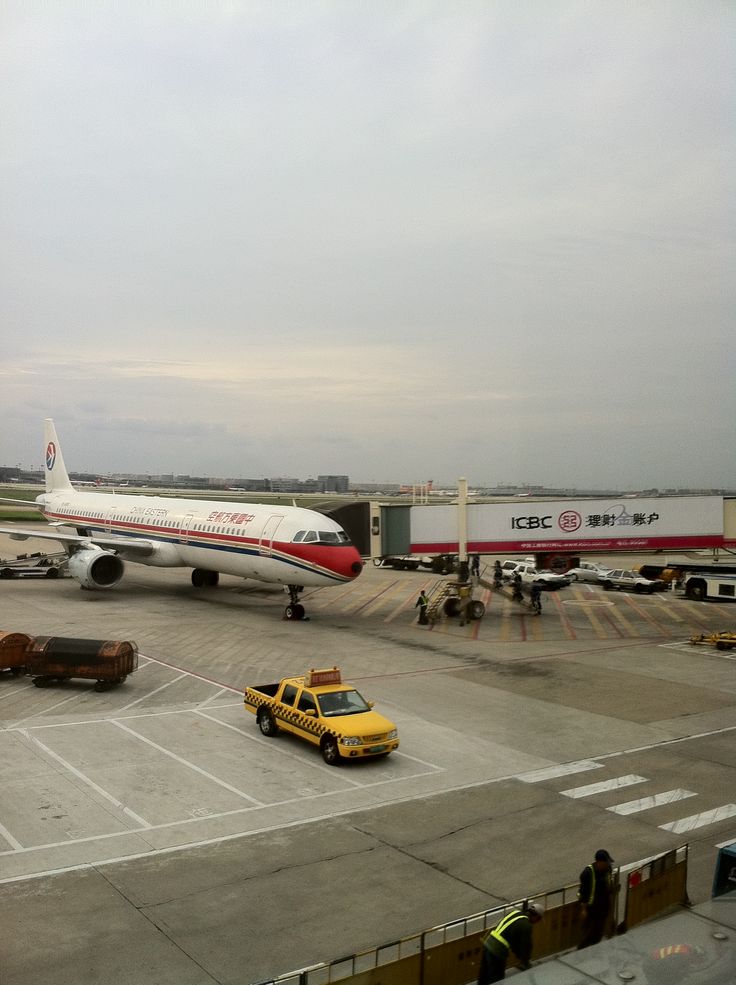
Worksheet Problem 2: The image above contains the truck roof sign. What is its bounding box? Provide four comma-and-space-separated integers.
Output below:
307, 667, 342, 686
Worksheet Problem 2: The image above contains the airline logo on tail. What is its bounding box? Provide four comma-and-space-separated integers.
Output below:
46, 442, 57, 471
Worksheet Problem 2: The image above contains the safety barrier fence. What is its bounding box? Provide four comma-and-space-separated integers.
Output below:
252, 845, 689, 985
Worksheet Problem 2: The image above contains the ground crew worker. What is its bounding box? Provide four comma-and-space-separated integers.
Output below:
471, 554, 480, 579
415, 589, 429, 625
577, 849, 615, 949
493, 560, 503, 589
512, 572, 523, 602
530, 583, 542, 614
477, 902, 545, 983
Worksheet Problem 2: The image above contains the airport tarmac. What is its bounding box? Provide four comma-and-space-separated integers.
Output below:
1, 535, 735, 984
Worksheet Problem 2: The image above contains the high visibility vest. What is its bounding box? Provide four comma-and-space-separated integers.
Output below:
580, 864, 612, 904
486, 910, 527, 951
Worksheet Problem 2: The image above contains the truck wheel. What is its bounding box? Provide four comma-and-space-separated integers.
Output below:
469, 600, 486, 620
0, 567, 15, 579
258, 709, 279, 737
602, 581, 613, 591
686, 580, 705, 601
321, 735, 341, 766
44, 567, 60, 579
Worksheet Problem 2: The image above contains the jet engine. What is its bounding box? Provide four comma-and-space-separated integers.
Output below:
67, 547, 124, 589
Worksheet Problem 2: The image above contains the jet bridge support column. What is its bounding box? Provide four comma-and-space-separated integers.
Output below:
457, 476, 469, 583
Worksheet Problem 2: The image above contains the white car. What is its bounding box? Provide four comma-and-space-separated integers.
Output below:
566, 561, 610, 583
598, 569, 666, 594
507, 561, 571, 591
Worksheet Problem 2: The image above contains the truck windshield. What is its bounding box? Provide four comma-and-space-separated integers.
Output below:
318, 689, 370, 717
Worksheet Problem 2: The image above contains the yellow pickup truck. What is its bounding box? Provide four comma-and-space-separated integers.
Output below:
243, 667, 399, 765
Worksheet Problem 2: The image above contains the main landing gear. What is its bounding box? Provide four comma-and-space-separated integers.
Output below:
284, 585, 307, 621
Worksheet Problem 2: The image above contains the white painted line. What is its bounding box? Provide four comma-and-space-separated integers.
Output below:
560, 774, 648, 799
20, 729, 151, 829
715, 836, 736, 848
139, 653, 242, 693
0, 682, 35, 703
0, 821, 23, 851
5, 702, 243, 733
10, 689, 87, 726
608, 789, 697, 816
117, 672, 188, 711
517, 761, 603, 783
660, 804, 736, 834
196, 687, 229, 708
112, 720, 266, 806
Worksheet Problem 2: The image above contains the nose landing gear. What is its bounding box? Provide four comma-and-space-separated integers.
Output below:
284, 585, 307, 620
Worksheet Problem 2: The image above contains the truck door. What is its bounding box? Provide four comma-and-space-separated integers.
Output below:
259, 514, 283, 556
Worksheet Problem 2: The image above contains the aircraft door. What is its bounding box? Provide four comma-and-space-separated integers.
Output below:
259, 514, 284, 556
179, 514, 194, 543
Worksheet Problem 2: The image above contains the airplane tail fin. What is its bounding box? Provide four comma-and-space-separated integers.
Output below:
44, 419, 75, 494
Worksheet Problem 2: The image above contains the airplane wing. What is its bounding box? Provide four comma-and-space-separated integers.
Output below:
0, 496, 44, 508
0, 524, 156, 558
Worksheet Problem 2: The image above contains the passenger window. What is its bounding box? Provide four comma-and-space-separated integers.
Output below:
298, 691, 317, 714
281, 684, 298, 707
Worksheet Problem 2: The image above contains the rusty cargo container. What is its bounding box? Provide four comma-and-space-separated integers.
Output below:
0, 632, 33, 674
26, 637, 138, 690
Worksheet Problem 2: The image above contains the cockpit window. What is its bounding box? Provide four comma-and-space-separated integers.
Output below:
292, 529, 351, 545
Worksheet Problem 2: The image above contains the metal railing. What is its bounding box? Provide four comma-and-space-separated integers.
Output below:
252, 845, 689, 985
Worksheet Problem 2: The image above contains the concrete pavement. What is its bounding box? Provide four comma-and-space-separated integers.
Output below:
1, 534, 735, 983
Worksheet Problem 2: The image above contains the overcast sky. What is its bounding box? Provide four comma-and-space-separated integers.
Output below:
1, 1, 734, 488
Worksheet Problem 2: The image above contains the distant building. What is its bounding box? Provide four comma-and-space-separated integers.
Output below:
318, 475, 349, 494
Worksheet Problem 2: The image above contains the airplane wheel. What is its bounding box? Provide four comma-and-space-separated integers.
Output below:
205, 570, 219, 587
285, 603, 305, 620
191, 569, 206, 587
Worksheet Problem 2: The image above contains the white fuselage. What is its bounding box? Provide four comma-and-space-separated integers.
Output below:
40, 490, 362, 588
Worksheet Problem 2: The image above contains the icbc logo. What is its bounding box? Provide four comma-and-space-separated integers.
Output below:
558, 510, 581, 532
511, 515, 552, 529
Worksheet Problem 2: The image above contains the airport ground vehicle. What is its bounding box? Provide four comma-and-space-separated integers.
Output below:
682, 573, 736, 602
376, 554, 433, 571
0, 634, 138, 689
565, 561, 609, 583
690, 631, 736, 650
26, 637, 138, 690
0, 553, 65, 579
599, 569, 666, 593
243, 667, 399, 765
503, 561, 570, 591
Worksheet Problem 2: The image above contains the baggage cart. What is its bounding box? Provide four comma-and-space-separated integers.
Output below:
26, 637, 139, 691
0, 632, 33, 675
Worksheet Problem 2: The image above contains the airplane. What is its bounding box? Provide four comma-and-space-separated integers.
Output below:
0, 420, 363, 619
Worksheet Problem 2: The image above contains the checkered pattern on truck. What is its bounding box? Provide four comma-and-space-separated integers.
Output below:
243, 688, 391, 744
245, 688, 326, 740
